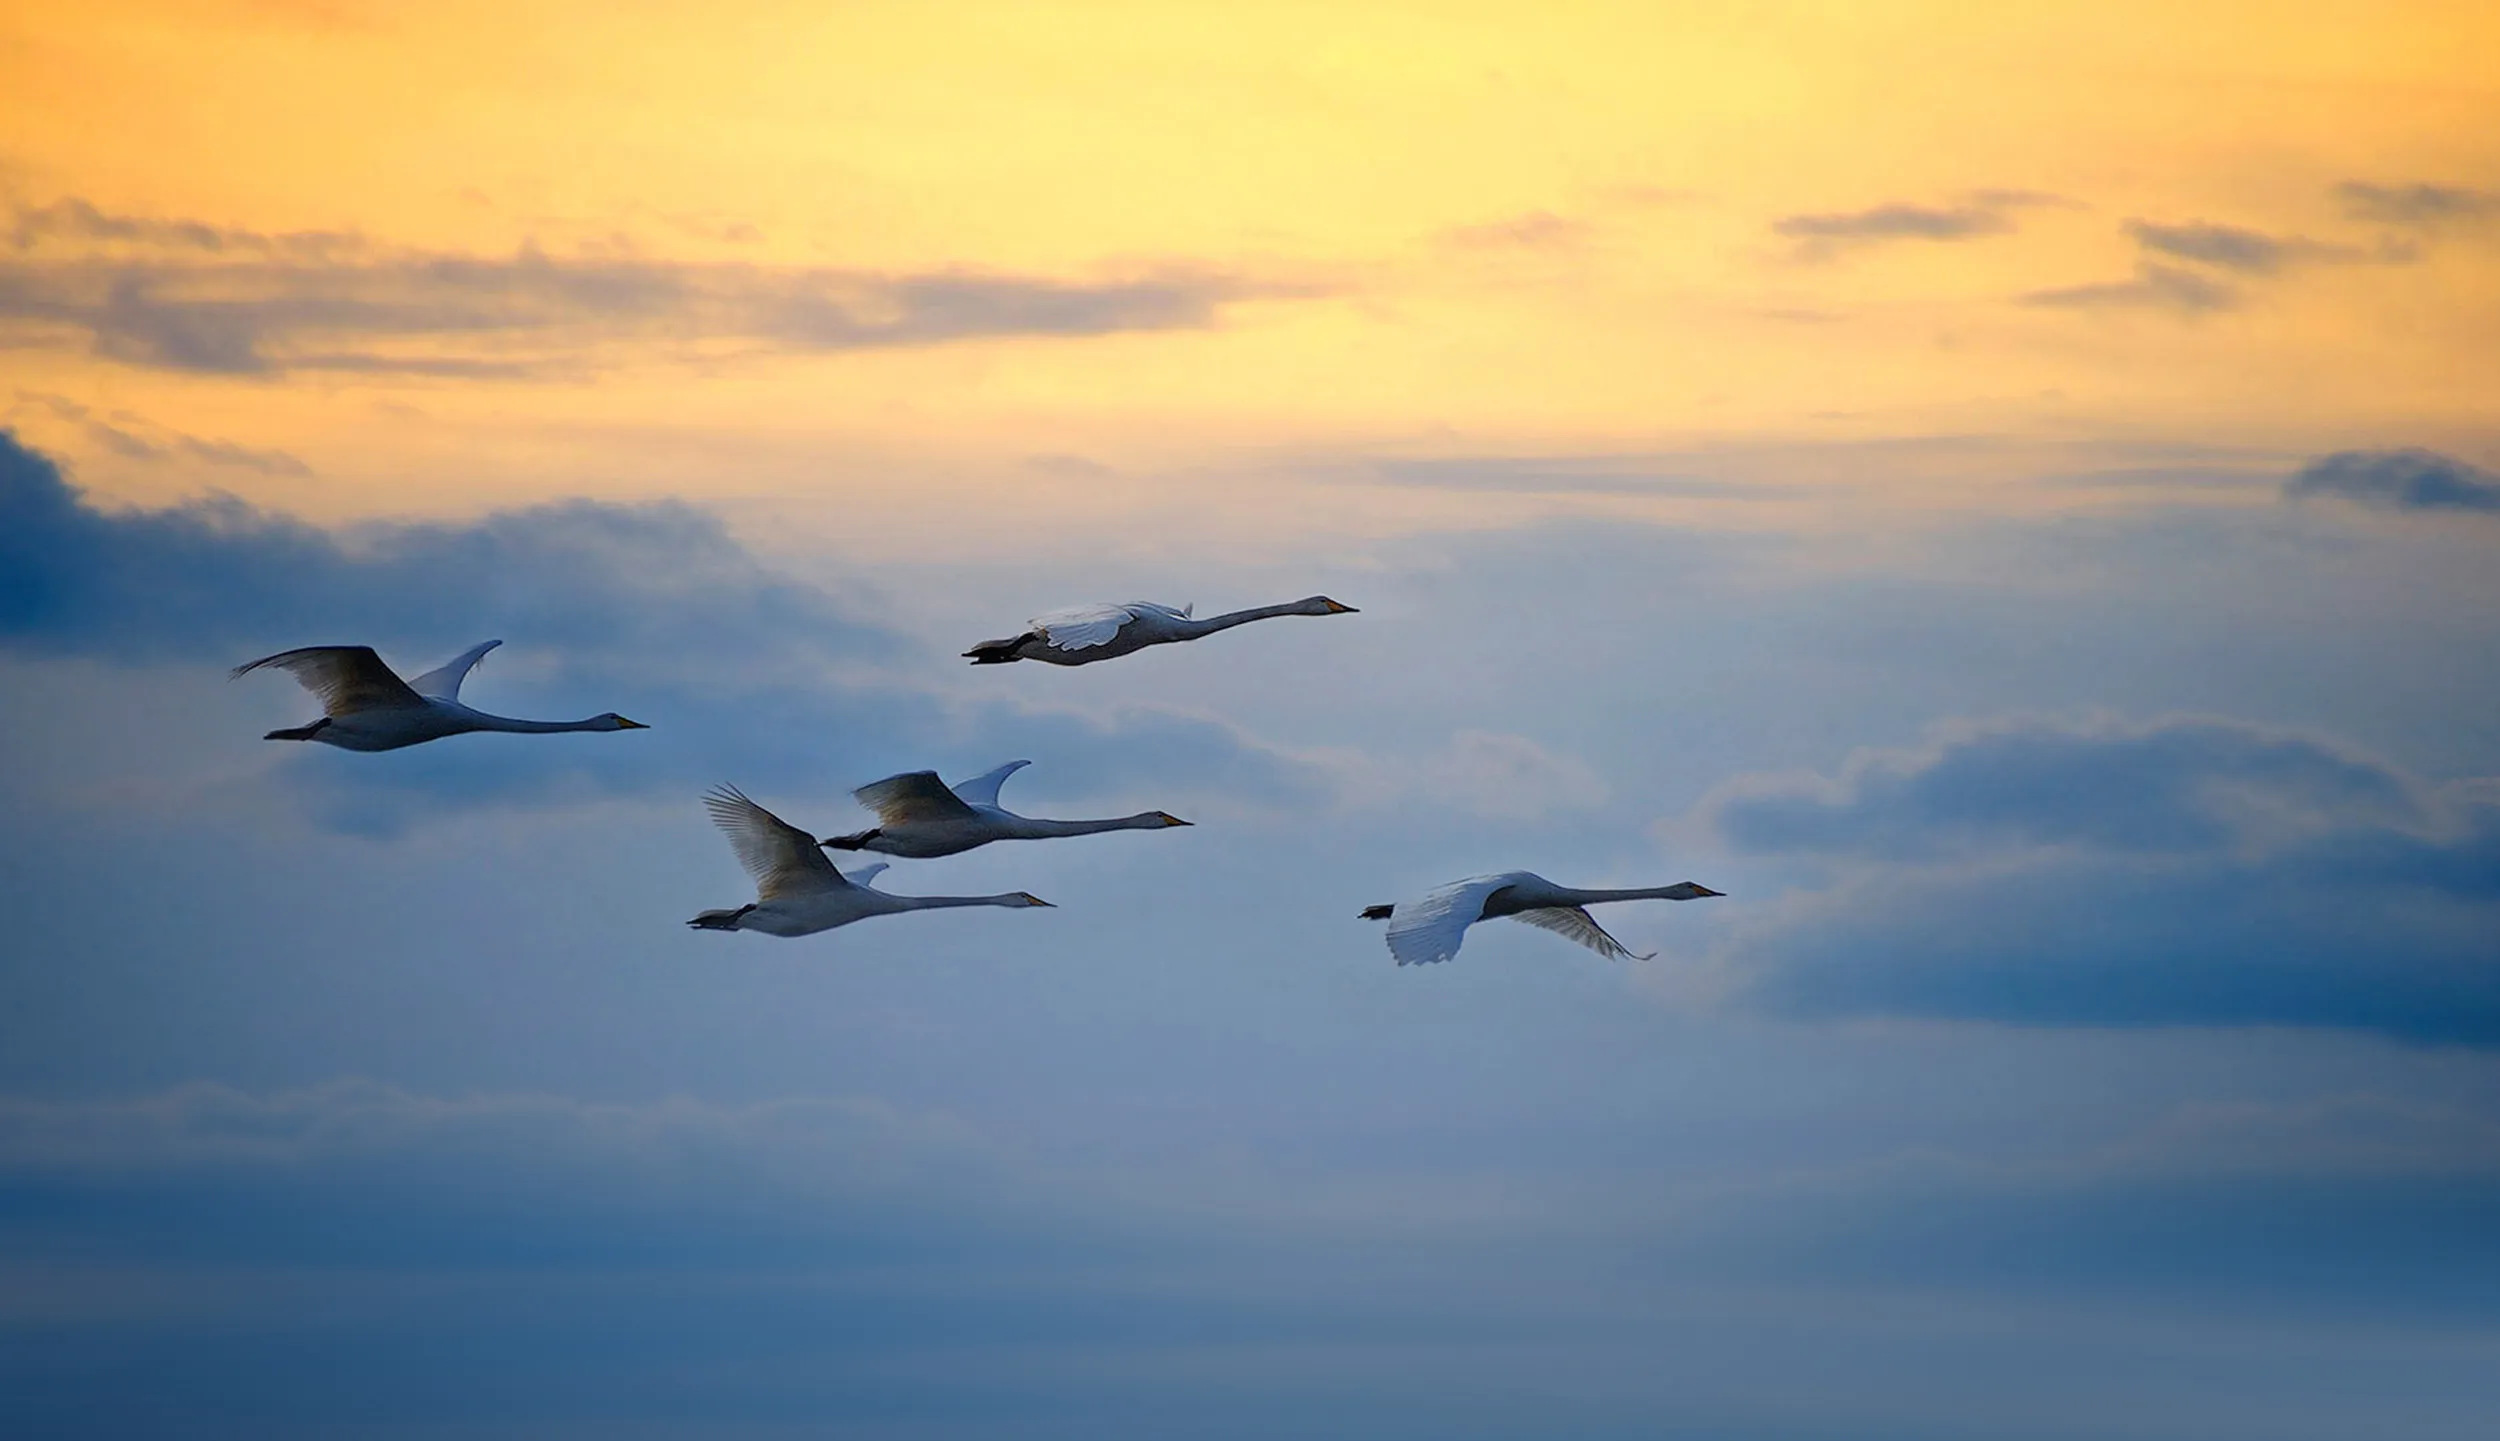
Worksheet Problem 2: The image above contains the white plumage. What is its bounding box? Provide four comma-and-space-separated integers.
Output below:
688, 786, 1054, 938
1363, 871, 1723, 966
963, 596, 1356, 666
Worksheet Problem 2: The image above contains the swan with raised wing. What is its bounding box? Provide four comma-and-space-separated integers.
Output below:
964, 597, 1356, 666
820, 760, 1190, 859
689, 786, 1054, 938
232, 640, 646, 751
1360, 872, 1723, 966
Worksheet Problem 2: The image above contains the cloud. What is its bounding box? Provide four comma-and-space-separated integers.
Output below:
1436, 209, 1593, 251
1702, 715, 2500, 1045
1770, 201, 2016, 259
2018, 261, 2238, 314
0, 430, 1326, 830
2334, 180, 2500, 228
2123, 219, 2395, 275
2285, 448, 2500, 516
0, 198, 1297, 377
6, 390, 310, 476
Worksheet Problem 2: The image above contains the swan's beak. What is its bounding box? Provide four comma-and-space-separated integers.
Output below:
615, 717, 649, 729
1691, 884, 1725, 898
1020, 893, 1055, 907
1324, 600, 1358, 614
1157, 812, 1193, 826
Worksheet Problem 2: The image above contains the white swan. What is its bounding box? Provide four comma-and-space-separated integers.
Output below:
688, 786, 1054, 938
964, 596, 1356, 666
1359, 872, 1723, 966
233, 640, 646, 752
819, 759, 1191, 859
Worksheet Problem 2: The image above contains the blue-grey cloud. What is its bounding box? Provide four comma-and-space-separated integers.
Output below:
1706, 716, 2500, 1044
2286, 448, 2500, 516
2334, 180, 2500, 228
2018, 261, 2238, 314
0, 198, 1295, 376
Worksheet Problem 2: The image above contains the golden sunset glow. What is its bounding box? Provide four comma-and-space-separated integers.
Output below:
4, 0, 2496, 541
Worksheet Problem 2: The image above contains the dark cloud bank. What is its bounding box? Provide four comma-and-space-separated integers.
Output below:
2286, 448, 2500, 516
1707, 715, 2500, 1045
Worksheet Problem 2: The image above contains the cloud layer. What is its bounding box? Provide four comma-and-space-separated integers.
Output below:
1705, 715, 2500, 1044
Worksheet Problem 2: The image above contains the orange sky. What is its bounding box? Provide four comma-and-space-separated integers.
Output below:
3, 0, 2496, 548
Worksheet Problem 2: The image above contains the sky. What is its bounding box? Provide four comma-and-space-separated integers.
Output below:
2, 2, 2497, 1437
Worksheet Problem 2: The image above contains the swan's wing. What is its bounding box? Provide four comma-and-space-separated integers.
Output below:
407, 639, 503, 701
853, 770, 982, 826
1507, 906, 1654, 962
949, 759, 1032, 809
231, 645, 424, 715
840, 861, 890, 889
1027, 602, 1140, 652
1383, 875, 1515, 967
704, 786, 849, 900
1124, 601, 1192, 624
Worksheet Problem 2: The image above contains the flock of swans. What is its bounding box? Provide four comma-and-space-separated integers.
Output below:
236, 594, 1724, 965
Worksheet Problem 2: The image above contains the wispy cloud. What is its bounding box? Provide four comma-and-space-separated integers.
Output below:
2018, 261, 2239, 314
0, 198, 1304, 378
5, 391, 310, 476
2286, 448, 2500, 516
1770, 190, 2061, 260
2334, 179, 2500, 229
2122, 219, 2382, 274
1436, 209, 1593, 251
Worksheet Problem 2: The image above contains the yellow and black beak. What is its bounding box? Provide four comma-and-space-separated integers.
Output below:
1158, 812, 1193, 826
1021, 893, 1056, 907
616, 717, 650, 730
1323, 599, 1359, 614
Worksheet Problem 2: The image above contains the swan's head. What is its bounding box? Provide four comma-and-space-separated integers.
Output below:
1012, 892, 1055, 908
1152, 812, 1192, 827
1302, 596, 1358, 615
596, 713, 650, 731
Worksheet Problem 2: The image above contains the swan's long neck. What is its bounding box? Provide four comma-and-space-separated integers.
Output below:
1000, 813, 1168, 839
887, 893, 1034, 912
463, 712, 614, 734
1180, 602, 1309, 637
1551, 884, 1710, 905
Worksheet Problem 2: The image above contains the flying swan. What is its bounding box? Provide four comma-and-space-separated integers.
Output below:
1359, 872, 1723, 966
232, 640, 646, 751
964, 597, 1357, 666
821, 760, 1191, 859
689, 786, 1054, 937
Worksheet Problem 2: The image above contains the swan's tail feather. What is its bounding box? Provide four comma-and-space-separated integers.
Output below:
687, 905, 755, 931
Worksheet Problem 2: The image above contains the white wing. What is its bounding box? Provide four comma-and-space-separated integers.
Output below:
852, 771, 983, 826
231, 645, 424, 715
1027, 602, 1141, 652
1124, 601, 1192, 622
407, 639, 503, 700
703, 786, 850, 900
841, 861, 890, 889
1383, 874, 1519, 967
1507, 906, 1654, 962
950, 759, 1032, 809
